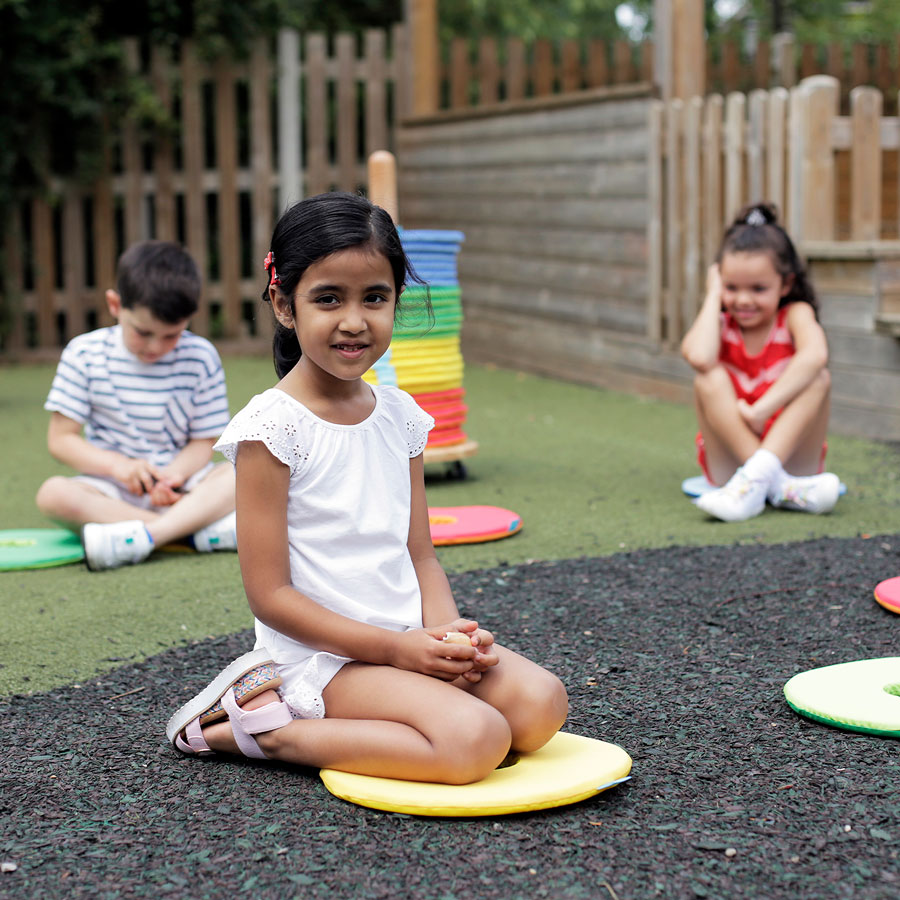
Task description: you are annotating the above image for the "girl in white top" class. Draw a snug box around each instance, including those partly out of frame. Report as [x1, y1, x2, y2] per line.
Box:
[166, 193, 567, 784]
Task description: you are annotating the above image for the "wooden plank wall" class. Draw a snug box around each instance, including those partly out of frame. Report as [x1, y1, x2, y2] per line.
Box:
[805, 246, 900, 439]
[2, 26, 408, 357]
[396, 86, 697, 402]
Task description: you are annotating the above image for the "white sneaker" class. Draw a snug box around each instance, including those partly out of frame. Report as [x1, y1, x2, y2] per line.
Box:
[193, 511, 237, 552]
[82, 520, 153, 571]
[769, 472, 841, 514]
[694, 468, 768, 522]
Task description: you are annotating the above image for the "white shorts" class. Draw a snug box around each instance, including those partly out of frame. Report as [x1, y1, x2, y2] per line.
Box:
[73, 462, 216, 512]
[272, 651, 352, 720]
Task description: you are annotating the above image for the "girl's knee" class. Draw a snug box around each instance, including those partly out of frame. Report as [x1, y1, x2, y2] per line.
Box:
[812, 367, 831, 394]
[693, 365, 731, 400]
[437, 706, 511, 784]
[511, 670, 569, 753]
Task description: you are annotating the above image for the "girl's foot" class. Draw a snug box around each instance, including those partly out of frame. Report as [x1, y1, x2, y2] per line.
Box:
[166, 649, 293, 759]
[768, 472, 840, 514]
[694, 467, 768, 522]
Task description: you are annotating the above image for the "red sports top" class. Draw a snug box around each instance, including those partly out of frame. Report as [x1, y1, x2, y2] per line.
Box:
[719, 305, 794, 404]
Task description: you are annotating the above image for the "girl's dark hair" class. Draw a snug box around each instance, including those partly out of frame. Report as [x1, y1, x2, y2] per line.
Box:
[716, 203, 818, 315]
[263, 192, 426, 378]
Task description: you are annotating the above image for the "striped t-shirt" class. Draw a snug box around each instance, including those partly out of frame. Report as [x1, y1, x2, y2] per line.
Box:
[45, 325, 230, 468]
[719, 305, 794, 405]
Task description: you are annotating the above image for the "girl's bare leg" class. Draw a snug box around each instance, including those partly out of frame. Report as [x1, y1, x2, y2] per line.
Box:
[201, 664, 514, 784]
[761, 369, 831, 475]
[693, 366, 760, 485]
[461, 645, 568, 752]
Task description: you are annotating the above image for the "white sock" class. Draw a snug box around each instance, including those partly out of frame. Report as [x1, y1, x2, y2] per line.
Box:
[740, 448, 784, 489]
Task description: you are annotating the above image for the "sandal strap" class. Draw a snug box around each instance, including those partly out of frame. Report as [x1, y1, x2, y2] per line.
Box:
[220, 683, 292, 759]
[175, 716, 215, 757]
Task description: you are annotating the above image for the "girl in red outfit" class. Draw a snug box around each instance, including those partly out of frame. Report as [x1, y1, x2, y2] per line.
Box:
[680, 203, 840, 522]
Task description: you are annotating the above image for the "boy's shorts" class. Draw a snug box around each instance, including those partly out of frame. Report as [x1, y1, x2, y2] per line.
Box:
[73, 462, 216, 512]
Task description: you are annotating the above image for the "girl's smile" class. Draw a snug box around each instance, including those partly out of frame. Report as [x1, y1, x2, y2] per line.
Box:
[719, 250, 792, 337]
[273, 246, 397, 385]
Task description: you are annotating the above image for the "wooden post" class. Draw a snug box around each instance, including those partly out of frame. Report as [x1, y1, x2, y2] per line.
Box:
[277, 28, 302, 208]
[654, 0, 705, 100]
[850, 86, 882, 241]
[406, 0, 439, 115]
[797, 75, 839, 242]
[368, 151, 399, 223]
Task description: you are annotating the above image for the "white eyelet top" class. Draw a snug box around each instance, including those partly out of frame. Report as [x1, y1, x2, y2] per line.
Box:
[214, 385, 434, 708]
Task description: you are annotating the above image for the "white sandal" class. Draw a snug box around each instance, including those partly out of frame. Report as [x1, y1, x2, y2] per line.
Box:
[166, 648, 293, 759]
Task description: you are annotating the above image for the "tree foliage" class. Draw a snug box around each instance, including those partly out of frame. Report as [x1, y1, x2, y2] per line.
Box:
[439, 0, 629, 42]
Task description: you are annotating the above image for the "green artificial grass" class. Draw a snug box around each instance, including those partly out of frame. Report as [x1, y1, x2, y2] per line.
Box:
[1, 357, 899, 697]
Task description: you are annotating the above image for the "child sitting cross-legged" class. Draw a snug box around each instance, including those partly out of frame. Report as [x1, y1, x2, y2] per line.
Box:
[680, 204, 841, 523]
[36, 240, 236, 570]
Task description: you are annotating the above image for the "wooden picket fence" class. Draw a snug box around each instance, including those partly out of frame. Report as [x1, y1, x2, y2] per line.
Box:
[440, 36, 654, 107]
[648, 74, 900, 346]
[438, 34, 900, 113]
[2, 26, 409, 355]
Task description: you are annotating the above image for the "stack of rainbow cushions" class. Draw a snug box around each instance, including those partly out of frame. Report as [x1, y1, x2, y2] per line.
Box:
[366, 230, 470, 449]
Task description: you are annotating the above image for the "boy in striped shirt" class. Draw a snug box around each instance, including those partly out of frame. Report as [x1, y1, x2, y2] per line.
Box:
[37, 241, 236, 570]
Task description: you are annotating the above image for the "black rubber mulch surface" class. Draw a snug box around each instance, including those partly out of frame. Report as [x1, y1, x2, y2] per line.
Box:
[2, 535, 899, 900]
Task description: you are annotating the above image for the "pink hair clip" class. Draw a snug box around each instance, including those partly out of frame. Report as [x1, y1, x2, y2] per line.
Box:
[263, 251, 281, 285]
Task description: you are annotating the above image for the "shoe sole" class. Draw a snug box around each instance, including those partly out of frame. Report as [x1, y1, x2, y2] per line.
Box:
[81, 524, 101, 572]
[165, 648, 275, 748]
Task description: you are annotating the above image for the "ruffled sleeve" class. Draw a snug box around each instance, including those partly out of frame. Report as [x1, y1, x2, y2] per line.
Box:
[214, 390, 311, 474]
[378, 386, 434, 457]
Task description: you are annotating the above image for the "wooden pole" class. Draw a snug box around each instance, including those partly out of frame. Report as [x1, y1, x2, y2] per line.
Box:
[368, 150, 399, 223]
[406, 0, 440, 115]
[654, 0, 705, 100]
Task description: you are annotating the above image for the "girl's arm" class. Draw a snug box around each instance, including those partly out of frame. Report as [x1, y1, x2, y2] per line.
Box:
[235, 440, 477, 681]
[739, 302, 828, 431]
[680, 264, 725, 372]
[406, 453, 459, 626]
[407, 453, 498, 680]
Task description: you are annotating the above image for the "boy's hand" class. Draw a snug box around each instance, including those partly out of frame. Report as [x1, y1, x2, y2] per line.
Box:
[147, 480, 183, 507]
[112, 458, 159, 496]
[149, 469, 187, 506]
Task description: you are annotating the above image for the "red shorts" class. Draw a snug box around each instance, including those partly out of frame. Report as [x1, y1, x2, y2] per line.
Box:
[695, 431, 827, 484]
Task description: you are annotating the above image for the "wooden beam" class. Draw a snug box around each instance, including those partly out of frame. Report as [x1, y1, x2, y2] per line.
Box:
[407, 0, 439, 115]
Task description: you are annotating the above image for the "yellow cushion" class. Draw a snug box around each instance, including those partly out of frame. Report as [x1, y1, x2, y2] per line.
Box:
[319, 731, 632, 816]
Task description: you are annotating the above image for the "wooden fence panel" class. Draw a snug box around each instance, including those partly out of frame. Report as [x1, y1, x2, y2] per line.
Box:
[335, 33, 357, 190]
[479, 37, 500, 105]
[702, 95, 723, 269]
[250, 38, 274, 304]
[180, 40, 208, 337]
[665, 99, 683, 343]
[505, 38, 527, 101]
[850, 86, 882, 240]
[651, 75, 900, 344]
[2, 26, 407, 355]
[304, 34, 329, 197]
